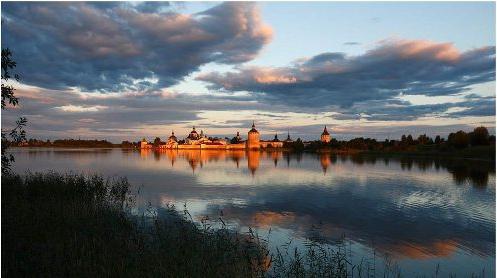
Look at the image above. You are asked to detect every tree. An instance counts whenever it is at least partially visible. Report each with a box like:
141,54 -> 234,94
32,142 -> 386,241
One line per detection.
434,135 -> 441,144
406,135 -> 414,145
1,48 -> 27,174
417,134 -> 430,145
153,137 -> 161,147
470,126 -> 490,146
448,130 -> 469,149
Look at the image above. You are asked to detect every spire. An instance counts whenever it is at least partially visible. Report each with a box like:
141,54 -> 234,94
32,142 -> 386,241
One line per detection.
322,125 -> 330,135
287,130 -> 291,140
249,121 -> 258,133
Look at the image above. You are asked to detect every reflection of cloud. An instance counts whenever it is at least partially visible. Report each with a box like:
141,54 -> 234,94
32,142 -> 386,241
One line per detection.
252,211 -> 295,228
382,240 -> 459,259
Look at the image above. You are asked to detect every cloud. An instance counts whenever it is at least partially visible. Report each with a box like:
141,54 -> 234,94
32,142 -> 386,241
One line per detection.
133,2 -> 171,13
327,95 -> 496,122
55,105 -> 108,112
198,39 -> 495,108
343,42 -> 360,46
1,2 -> 272,92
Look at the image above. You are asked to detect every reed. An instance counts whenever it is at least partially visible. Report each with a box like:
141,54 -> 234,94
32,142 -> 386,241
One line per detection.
1,172 -> 268,277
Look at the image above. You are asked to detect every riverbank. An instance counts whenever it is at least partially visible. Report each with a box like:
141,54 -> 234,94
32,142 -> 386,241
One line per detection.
1,172 -> 270,277
2,172 -> 367,277
315,145 -> 495,161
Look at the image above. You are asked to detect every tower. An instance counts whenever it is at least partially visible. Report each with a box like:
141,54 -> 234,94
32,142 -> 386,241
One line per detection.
321,126 -> 331,143
247,121 -> 260,149
140,137 -> 148,149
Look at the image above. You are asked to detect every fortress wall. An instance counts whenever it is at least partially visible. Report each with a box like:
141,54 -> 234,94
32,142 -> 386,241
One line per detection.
201,144 -> 228,150
226,143 -> 246,150
177,145 -> 201,149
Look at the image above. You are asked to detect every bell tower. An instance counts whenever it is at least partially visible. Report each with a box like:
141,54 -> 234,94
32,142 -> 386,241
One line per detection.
247,121 -> 260,149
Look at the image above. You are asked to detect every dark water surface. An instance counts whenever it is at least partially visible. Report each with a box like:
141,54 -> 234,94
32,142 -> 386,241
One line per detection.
10,148 -> 495,276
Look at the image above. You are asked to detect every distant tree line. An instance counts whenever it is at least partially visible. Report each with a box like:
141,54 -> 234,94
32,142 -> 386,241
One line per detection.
14,139 -> 117,148
304,126 -> 494,153
11,126 -> 495,154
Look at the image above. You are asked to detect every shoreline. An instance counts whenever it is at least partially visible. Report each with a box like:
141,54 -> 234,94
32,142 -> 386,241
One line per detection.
11,145 -> 495,162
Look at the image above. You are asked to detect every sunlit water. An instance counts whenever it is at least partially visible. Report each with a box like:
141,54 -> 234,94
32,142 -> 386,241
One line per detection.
10,148 -> 495,276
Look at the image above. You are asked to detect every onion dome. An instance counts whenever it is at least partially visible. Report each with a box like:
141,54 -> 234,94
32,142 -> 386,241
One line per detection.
322,126 -> 330,136
273,133 -> 280,142
188,126 -> 199,139
249,121 -> 258,133
168,131 -> 177,141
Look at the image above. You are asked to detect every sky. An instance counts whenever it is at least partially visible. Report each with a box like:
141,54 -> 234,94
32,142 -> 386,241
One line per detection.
1,1 -> 495,142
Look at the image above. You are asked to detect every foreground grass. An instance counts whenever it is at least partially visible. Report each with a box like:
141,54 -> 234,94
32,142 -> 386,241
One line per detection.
2,172 -> 270,277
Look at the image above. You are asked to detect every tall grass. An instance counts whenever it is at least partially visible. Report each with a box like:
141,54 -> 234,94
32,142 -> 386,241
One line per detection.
2,172 -> 268,277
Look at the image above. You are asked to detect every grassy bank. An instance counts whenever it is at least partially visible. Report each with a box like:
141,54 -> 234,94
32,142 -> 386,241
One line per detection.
2,172 -> 270,277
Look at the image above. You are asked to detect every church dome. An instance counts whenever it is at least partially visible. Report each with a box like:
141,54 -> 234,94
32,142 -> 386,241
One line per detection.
188,126 -> 199,139
168,131 -> 177,141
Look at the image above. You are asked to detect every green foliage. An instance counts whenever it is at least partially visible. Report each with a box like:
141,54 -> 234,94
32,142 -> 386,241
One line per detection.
448,130 -> 470,149
284,138 -> 305,151
470,126 -> 490,146
1,48 -> 27,174
153,137 -> 161,146
1,48 -> 20,109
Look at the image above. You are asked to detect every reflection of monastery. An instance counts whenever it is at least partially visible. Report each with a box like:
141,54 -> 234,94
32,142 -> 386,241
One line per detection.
140,123 -> 332,150
139,149 -> 334,176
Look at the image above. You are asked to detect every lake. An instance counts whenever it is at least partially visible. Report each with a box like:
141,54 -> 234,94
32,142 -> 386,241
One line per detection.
10,148 -> 495,277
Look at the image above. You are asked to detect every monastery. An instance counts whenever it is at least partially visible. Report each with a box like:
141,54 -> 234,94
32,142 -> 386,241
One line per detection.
140,123 -> 331,150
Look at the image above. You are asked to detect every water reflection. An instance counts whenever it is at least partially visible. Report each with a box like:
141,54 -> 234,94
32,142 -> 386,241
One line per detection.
10,148 -> 496,276
137,149 -> 494,187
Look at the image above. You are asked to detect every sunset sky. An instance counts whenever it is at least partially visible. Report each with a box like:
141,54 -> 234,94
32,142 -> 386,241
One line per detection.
1,1 -> 495,142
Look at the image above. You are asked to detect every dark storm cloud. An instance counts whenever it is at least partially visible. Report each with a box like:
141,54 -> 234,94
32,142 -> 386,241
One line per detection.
445,96 -> 496,118
1,2 -> 272,92
134,2 -> 171,13
198,39 -> 495,108
328,96 -> 496,122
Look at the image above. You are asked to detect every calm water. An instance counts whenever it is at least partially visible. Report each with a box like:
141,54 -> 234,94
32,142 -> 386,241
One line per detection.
10,148 -> 496,276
